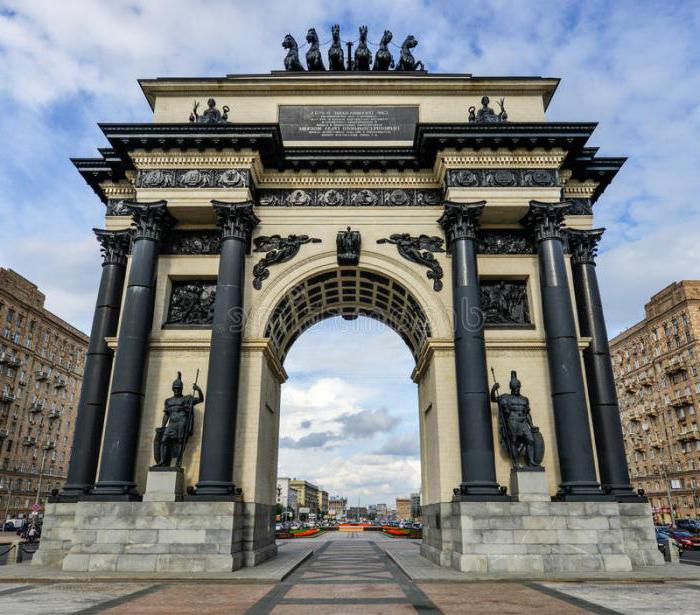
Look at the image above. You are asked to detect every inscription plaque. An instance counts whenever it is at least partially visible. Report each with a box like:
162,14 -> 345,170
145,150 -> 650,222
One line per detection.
279,105 -> 418,141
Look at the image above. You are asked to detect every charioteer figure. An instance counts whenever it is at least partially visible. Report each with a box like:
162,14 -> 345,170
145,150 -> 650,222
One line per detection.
490,370 -> 544,468
153,371 -> 204,468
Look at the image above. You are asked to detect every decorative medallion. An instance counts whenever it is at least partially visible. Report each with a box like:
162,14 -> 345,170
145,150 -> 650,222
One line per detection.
318,189 -> 345,206
161,230 -> 222,255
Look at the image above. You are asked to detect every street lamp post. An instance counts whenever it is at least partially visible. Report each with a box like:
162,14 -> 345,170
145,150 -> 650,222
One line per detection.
1,480 -> 11,528
35,442 -> 55,508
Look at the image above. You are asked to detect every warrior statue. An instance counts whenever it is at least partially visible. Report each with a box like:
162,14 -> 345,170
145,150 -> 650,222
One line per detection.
468,96 -> 508,123
395,35 -> 425,71
305,28 -> 325,71
153,371 -> 204,468
490,370 -> 544,468
337,226 -> 361,266
189,98 -> 229,124
328,24 -> 345,70
282,34 -> 305,71
373,30 -> 395,71
354,25 -> 372,70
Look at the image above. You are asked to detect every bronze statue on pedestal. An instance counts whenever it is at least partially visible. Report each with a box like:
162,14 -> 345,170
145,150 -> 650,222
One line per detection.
153,371 -> 204,468
490,369 -> 544,468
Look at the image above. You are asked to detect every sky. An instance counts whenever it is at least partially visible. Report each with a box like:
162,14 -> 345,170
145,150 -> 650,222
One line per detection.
1,1 -> 699,506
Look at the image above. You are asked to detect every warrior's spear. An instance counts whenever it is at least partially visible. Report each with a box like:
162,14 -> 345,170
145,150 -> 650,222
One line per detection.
491,367 -> 515,467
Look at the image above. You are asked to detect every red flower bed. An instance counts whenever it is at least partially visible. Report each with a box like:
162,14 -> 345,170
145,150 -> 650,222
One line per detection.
383,526 -> 422,539
290,528 -> 321,538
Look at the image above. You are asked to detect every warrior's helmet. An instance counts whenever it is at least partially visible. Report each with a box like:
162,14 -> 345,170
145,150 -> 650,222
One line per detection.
509,370 -> 521,394
172,371 -> 184,393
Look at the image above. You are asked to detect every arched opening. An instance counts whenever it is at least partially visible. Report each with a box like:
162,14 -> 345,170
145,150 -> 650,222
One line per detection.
263,267 -> 431,529
264,267 -> 431,363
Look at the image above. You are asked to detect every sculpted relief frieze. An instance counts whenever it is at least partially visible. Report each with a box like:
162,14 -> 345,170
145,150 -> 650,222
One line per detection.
135,168 -> 251,189
445,168 -> 560,189
257,187 -> 443,207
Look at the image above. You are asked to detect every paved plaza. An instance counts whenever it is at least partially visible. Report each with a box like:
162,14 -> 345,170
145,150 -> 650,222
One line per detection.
2,533 -> 700,613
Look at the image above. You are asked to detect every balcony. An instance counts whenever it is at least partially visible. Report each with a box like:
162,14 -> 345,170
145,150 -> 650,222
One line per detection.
624,379 -> 639,393
669,393 -> 693,408
0,391 -> 16,403
22,436 -> 36,447
0,428 -> 7,440
5,355 -> 19,368
638,373 -> 654,387
663,356 -> 688,374
29,401 -> 44,413
48,409 -> 60,421
18,377 -> 27,386
644,403 -> 659,416
35,370 -> 49,381
677,431 -> 700,442
54,376 -> 66,389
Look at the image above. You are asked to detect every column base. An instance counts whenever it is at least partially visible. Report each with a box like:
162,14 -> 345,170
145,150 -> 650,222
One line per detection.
603,483 -> 648,503
55,483 -> 93,503
89,481 -> 142,501
185,481 -> 242,501
454,482 -> 513,502
554,481 -> 612,502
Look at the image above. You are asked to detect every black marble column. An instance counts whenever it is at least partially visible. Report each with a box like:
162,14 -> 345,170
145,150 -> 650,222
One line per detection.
190,201 -> 259,499
438,201 -> 507,500
521,201 -> 607,500
58,229 -> 131,501
91,201 -> 173,499
568,228 -> 643,501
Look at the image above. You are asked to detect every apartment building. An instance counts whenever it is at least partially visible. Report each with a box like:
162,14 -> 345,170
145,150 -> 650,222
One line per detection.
0,269 -> 88,520
611,281 -> 700,523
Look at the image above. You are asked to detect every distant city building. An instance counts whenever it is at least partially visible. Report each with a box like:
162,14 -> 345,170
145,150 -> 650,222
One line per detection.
410,492 -> 422,521
290,479 -> 320,515
0,269 -> 88,520
276,477 -> 299,517
347,506 -> 367,520
376,503 -> 388,518
319,489 -> 329,517
395,497 -> 412,521
611,281 -> 700,523
328,496 -> 347,519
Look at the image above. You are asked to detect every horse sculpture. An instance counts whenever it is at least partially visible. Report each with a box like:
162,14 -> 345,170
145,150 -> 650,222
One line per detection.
305,28 -> 325,71
373,30 -> 395,71
395,35 -> 424,71
282,34 -> 305,71
354,25 -> 372,71
328,24 -> 345,70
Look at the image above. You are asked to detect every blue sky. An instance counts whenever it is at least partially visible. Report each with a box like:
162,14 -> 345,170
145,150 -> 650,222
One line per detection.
1,1 -> 699,505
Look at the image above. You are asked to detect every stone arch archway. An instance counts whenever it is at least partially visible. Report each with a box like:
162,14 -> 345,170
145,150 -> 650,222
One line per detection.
233,259 -> 462,565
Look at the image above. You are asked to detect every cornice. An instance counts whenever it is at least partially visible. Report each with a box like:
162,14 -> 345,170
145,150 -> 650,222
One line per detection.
101,181 -> 136,200
434,148 -> 567,178
562,179 -> 599,199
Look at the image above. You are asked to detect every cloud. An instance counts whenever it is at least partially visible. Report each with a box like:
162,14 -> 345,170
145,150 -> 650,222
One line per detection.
374,432 -> 420,457
337,407 -> 397,439
279,431 -> 337,450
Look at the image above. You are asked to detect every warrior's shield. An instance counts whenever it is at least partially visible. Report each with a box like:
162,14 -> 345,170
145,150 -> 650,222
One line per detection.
532,427 -> 545,466
153,427 -> 164,465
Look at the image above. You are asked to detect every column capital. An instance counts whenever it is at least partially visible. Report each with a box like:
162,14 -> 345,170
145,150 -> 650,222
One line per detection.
124,200 -> 174,242
212,200 -> 260,245
520,200 -> 570,243
93,229 -> 131,267
437,200 -> 485,251
567,228 -> 605,266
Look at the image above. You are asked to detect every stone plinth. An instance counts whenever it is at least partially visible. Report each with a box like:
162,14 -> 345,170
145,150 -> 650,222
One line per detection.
510,468 -> 549,502
143,467 -> 184,502
32,502 -> 77,568
422,499 -> 664,574
36,500 -> 244,573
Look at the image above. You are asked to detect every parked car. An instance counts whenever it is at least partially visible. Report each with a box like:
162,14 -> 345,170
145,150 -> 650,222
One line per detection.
670,529 -> 700,550
656,528 -> 683,556
677,519 -> 700,534
2,522 -> 14,531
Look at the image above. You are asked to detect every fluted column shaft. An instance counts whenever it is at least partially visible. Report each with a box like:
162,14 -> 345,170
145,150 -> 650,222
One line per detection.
59,230 -> 131,500
568,228 -> 642,501
192,201 -> 259,499
522,201 -> 606,500
438,201 -> 506,500
92,201 -> 172,499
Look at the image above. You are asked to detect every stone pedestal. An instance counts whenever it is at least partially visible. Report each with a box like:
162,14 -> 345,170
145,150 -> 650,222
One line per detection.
510,468 -> 550,502
422,499 -> 665,574
143,467 -> 184,502
35,500 -> 244,573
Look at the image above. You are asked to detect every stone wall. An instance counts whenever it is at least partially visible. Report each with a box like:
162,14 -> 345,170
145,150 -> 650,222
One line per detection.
242,502 -> 277,567
423,499 -> 664,574
35,500 -> 244,573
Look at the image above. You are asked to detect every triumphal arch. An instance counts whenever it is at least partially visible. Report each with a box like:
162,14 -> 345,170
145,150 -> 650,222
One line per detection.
36,29 -> 663,574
